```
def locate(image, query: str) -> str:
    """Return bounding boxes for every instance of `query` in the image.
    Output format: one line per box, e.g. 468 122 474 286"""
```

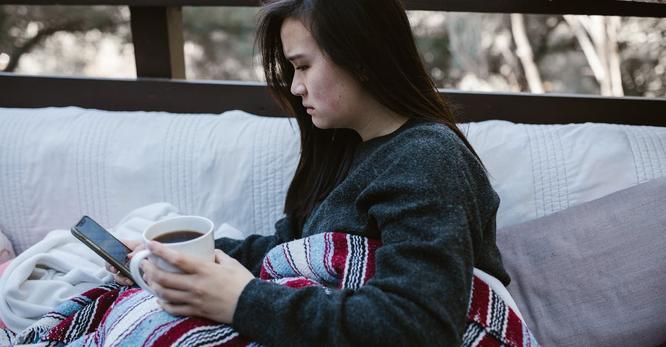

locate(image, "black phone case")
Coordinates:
71 223 135 282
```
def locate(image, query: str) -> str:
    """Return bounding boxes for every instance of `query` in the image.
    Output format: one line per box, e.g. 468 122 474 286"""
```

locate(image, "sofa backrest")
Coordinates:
0 107 300 253
1 107 665 253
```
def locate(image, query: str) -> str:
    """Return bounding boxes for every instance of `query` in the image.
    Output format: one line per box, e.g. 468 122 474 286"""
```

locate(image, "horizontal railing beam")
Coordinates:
1 73 664 126
0 0 665 17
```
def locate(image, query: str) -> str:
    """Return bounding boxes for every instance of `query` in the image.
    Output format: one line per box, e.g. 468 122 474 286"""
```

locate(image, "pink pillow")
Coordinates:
0 231 15 264
0 259 10 277
0 259 11 329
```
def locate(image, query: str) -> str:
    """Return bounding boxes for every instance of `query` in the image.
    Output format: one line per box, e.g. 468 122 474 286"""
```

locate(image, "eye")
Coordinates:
295 65 309 71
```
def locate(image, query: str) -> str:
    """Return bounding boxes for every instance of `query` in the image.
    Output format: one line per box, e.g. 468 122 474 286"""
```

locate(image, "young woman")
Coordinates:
109 0 511 344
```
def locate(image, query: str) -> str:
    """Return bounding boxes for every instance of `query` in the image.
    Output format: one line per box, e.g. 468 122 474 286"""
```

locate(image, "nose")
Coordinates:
290 75 306 97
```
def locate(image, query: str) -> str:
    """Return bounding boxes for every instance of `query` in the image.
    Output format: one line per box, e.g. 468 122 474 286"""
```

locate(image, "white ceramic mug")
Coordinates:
129 215 215 296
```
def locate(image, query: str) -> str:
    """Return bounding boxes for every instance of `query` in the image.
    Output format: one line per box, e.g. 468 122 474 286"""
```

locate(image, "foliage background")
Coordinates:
0 5 664 97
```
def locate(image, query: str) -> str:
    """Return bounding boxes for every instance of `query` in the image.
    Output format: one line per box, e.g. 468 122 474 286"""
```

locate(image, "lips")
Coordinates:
303 105 314 115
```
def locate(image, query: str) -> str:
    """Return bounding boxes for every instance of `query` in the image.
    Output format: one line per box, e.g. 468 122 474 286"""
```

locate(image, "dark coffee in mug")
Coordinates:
153 230 203 244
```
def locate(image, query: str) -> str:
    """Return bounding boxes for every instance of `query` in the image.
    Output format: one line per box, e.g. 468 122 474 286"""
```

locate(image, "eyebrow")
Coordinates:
286 53 306 62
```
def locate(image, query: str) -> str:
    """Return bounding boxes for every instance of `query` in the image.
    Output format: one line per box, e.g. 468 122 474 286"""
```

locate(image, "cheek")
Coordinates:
310 78 345 112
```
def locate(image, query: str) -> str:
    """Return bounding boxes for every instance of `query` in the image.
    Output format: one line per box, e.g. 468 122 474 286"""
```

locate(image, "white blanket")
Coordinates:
0 203 243 333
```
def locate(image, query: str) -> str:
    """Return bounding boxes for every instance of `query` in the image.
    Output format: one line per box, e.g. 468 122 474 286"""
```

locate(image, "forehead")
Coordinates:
280 17 318 58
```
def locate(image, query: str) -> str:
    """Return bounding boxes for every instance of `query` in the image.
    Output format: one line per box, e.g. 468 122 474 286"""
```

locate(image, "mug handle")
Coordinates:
129 249 156 296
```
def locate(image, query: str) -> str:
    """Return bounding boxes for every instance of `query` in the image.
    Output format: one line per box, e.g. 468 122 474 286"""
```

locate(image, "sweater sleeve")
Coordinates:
231 135 496 346
214 216 297 276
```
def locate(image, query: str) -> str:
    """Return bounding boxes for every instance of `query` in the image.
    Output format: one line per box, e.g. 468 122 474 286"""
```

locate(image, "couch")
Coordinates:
0 106 664 345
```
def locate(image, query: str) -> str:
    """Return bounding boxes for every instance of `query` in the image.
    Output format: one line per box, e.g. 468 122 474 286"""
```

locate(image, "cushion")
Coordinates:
0 107 300 253
0 260 11 278
0 230 14 264
464 121 666 229
0 260 10 330
496 176 666 346
1 107 665 253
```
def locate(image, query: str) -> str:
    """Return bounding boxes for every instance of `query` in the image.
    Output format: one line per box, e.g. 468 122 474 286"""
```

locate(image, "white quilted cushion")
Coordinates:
1 107 665 253
463 121 666 229
0 107 300 253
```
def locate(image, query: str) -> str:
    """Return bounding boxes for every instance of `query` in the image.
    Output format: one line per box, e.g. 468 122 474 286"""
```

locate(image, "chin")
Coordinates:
311 116 333 130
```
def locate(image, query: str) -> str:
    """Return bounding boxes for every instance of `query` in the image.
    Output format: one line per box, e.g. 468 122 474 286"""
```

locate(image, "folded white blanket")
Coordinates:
0 203 242 332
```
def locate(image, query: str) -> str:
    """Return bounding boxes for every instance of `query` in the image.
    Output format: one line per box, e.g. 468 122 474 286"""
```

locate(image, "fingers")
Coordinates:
127 243 146 259
149 280 196 305
105 262 134 285
159 300 197 317
141 260 194 291
147 241 199 274
117 275 135 286
110 269 134 286
122 239 143 249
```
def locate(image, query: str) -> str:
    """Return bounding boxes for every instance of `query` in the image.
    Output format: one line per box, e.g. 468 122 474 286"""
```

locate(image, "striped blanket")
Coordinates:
1 232 538 346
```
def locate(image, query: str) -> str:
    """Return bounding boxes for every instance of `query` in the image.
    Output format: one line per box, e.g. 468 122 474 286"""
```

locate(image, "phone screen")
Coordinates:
73 216 131 270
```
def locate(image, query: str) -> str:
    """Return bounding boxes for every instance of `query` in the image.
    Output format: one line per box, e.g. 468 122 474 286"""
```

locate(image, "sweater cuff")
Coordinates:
232 278 291 343
214 237 242 253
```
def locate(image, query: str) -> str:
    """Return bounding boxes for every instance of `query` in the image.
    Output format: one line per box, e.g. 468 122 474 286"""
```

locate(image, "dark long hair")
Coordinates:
257 0 485 231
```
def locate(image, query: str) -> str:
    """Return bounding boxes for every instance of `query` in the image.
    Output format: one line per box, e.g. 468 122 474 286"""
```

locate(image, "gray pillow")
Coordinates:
496 177 666 347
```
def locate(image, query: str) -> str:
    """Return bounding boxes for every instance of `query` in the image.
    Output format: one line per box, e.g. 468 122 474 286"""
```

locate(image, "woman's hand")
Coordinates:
140 241 255 324
105 239 144 286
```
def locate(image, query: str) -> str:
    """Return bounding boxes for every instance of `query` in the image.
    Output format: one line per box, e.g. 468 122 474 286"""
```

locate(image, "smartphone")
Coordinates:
71 215 134 282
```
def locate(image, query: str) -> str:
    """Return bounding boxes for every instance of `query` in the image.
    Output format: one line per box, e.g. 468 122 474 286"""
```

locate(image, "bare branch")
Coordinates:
606 16 624 96
511 14 544 93
564 15 606 87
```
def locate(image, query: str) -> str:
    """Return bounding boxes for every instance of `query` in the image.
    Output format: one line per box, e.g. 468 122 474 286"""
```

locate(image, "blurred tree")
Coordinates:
0 6 128 72
0 5 663 97
564 15 624 96
182 7 260 80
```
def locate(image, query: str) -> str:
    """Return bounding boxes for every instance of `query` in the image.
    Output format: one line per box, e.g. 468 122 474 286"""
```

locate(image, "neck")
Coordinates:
354 104 409 142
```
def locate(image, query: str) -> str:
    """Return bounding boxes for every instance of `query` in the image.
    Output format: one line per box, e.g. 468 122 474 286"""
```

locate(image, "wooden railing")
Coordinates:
0 0 665 125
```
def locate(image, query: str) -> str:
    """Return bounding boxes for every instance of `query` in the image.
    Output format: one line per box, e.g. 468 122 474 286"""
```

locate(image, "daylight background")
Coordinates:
1 5 665 97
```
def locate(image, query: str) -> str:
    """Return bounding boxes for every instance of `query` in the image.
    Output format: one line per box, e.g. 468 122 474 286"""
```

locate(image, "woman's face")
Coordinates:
280 17 369 130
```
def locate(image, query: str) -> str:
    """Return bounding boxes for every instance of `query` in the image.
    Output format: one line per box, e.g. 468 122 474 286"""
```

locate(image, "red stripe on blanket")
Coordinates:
81 286 114 300
331 232 349 284
154 317 207 343
46 286 121 342
284 278 320 288
323 232 336 277
153 317 247 346
259 256 276 281
468 276 491 327
478 333 502 347
504 309 525 347
364 239 381 283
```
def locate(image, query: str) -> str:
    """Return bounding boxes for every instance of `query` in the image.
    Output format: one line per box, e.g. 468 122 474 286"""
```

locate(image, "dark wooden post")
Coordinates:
129 6 185 79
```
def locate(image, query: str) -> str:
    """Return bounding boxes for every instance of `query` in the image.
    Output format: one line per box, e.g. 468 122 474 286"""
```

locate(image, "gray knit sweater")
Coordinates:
215 118 510 346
